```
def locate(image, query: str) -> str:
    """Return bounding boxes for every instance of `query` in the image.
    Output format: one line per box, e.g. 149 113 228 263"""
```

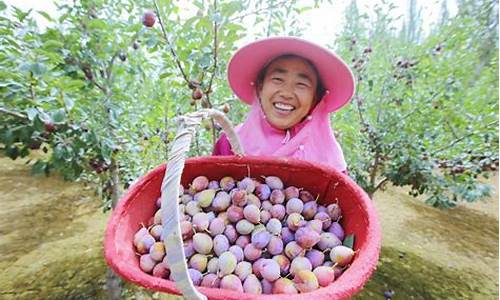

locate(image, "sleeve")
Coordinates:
212 133 234 156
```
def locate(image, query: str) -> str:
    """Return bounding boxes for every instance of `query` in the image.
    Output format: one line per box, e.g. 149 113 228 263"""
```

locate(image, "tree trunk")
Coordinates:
106 157 123 299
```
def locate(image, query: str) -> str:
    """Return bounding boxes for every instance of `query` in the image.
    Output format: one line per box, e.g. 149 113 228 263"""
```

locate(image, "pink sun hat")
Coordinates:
227 36 356 112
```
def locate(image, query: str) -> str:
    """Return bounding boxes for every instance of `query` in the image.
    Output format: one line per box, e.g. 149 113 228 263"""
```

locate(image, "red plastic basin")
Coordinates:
104 156 381 299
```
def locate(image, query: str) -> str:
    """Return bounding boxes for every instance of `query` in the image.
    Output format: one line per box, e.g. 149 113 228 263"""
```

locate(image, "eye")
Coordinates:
271 77 283 83
297 82 310 88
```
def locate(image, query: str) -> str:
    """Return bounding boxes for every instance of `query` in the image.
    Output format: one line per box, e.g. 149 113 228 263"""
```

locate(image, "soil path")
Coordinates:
0 155 497 299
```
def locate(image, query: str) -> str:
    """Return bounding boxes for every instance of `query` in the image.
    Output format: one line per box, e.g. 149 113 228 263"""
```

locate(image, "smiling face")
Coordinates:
257 56 320 130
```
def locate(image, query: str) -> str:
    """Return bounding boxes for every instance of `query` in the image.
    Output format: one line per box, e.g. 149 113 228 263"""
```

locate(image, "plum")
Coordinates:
255 184 271 200
213 234 230 256
189 253 208 272
218 251 238 276
149 242 166 261
328 222 345 241
330 245 355 267
289 256 312 275
260 259 281 282
220 176 236 191
313 266 335 287
286 198 304 215
191 176 209 192
243 243 262 262
194 189 216 208
220 274 244 292
272 254 291 275
299 190 315 202
270 189 285 204
266 218 282 235
265 176 284 190
152 262 170 278
284 186 300 200
238 177 256 193
235 261 252 281
295 226 321 249
293 270 319 293
267 236 284 255
306 249 325 269
243 274 262 294
201 273 221 288
284 241 304 260
192 233 213 255
251 230 271 249
317 232 342 251
273 277 298 294
243 204 261 224
326 203 342 221
139 254 156 273
212 191 231 212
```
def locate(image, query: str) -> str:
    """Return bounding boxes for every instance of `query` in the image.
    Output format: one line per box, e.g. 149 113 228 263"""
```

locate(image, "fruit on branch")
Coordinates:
192 88 203 100
45 122 56 133
188 80 200 90
223 104 230 114
28 139 42 150
119 52 127 62
142 11 156 27
89 158 109 174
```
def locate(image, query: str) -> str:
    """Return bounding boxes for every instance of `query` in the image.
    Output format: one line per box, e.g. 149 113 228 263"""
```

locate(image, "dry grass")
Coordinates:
0 154 497 299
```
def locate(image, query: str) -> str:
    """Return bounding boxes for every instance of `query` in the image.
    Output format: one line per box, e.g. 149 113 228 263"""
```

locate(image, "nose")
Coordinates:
279 81 294 99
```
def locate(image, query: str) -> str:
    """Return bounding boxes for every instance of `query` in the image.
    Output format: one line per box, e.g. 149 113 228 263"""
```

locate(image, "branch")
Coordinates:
153 0 190 85
79 62 108 94
106 52 119 84
206 0 219 103
29 72 36 102
0 107 28 120
374 177 389 193
431 120 498 155
206 0 219 144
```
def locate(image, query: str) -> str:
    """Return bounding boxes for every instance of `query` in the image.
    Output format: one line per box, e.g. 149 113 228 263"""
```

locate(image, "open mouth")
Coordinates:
273 102 295 112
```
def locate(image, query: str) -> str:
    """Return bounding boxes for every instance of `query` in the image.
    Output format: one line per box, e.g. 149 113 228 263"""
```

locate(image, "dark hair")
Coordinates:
256 54 326 102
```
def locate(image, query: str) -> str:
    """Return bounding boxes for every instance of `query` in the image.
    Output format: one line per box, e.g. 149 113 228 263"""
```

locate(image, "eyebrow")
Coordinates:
269 67 313 84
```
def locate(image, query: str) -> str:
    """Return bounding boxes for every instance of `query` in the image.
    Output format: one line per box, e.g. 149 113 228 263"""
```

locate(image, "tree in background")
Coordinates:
0 0 497 213
334 0 498 207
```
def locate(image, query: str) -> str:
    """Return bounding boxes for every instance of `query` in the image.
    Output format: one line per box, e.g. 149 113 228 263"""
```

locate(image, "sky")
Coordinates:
2 0 457 47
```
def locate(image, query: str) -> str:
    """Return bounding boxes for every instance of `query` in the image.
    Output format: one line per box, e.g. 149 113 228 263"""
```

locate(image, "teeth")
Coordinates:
274 103 295 111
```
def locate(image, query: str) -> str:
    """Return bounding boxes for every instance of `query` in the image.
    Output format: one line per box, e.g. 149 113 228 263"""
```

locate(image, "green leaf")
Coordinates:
64 97 75 111
343 234 355 249
43 40 64 50
87 19 107 31
159 72 171 79
26 108 38 121
32 160 48 176
0 1 6 11
37 10 53 22
51 109 66 124
5 145 19 160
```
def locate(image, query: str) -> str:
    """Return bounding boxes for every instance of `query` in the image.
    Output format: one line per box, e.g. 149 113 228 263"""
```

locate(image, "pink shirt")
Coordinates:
212 99 349 175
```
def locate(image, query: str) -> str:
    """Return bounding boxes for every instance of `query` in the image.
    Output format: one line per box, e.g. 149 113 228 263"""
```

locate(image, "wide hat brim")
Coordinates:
227 36 356 113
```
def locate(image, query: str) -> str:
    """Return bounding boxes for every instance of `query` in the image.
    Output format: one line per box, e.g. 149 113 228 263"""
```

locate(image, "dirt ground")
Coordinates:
0 154 497 300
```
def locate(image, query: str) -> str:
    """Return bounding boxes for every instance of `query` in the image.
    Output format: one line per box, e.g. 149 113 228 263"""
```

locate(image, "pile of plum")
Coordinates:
133 175 355 294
